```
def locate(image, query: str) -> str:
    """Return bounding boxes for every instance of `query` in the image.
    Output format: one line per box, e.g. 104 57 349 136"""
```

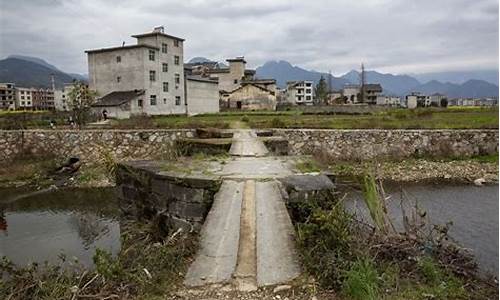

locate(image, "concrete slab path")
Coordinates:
229 130 269 157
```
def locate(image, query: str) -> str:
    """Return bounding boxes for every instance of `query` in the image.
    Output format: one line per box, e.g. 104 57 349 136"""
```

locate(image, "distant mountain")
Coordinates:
187 57 214 64
0 58 78 88
410 79 499 98
8 55 61 72
255 60 350 89
340 70 420 95
412 70 499 86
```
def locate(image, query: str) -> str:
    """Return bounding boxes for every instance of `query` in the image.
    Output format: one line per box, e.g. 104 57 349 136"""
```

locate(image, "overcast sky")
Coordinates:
0 0 498 75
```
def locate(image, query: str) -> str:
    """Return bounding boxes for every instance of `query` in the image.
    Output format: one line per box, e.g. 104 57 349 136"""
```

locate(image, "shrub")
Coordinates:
270 117 286 128
241 115 249 123
342 258 379 300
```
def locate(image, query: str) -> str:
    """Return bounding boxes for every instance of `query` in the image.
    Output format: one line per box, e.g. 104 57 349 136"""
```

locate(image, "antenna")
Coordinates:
50 73 55 91
359 63 365 103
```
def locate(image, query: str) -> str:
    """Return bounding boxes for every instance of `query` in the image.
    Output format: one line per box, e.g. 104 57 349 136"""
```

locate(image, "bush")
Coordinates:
270 117 286 128
241 115 249 123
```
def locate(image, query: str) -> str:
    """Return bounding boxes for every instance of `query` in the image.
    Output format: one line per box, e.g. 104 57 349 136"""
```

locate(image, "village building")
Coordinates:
32 88 55 110
376 95 401 106
53 83 76 111
326 89 343 105
0 83 17 110
86 27 186 118
343 83 383 104
16 87 34 110
285 81 314 105
184 69 219 115
188 56 277 111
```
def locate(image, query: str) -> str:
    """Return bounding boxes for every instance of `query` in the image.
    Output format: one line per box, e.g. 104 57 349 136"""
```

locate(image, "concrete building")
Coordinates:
428 93 447 107
343 84 360 104
32 88 55 110
363 84 383 104
326 90 343 105
16 87 34 110
0 83 17 110
86 27 186 118
405 92 426 109
53 83 76 111
285 81 314 105
203 57 255 93
376 95 401 107
185 75 219 116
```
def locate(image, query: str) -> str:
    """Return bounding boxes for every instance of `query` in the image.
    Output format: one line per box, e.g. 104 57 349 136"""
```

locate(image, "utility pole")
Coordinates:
328 70 332 105
359 63 365 103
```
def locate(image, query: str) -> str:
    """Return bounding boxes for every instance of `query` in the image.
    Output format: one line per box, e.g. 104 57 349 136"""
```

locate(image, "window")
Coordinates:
162 63 168 72
234 79 238 84
21 91 25 94
163 98 167 104
174 56 180 65
138 99 143 107
163 82 169 92
175 74 180 85
306 96 312 100
161 43 168 53
175 96 181 105
174 40 179 47
150 95 157 105
21 101 25 105
117 76 121 83
21 96 24 100
149 50 155 61
149 70 156 81
116 56 121 63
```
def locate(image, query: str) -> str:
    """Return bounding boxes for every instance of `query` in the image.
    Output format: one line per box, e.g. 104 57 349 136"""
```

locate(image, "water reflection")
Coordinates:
0 187 120 268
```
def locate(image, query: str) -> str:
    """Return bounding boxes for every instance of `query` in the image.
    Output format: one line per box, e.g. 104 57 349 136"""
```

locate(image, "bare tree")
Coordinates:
67 81 97 129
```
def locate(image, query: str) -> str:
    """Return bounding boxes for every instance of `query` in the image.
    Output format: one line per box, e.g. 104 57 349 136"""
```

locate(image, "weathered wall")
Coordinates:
186 79 220 116
0 129 195 162
273 129 498 161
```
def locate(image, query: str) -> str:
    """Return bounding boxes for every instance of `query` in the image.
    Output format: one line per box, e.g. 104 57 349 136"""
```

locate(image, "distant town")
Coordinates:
0 26 498 117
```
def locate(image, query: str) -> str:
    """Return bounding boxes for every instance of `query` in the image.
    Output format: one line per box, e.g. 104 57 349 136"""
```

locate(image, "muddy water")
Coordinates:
0 187 120 268
341 182 499 275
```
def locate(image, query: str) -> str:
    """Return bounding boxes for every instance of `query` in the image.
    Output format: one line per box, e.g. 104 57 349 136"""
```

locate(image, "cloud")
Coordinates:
0 0 497 75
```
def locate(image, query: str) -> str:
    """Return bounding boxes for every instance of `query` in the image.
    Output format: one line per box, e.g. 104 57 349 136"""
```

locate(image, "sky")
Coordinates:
0 0 498 76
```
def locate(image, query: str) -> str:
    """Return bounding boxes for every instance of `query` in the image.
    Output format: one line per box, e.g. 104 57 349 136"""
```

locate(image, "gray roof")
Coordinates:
187 75 218 84
93 90 144 107
131 32 185 41
85 44 159 54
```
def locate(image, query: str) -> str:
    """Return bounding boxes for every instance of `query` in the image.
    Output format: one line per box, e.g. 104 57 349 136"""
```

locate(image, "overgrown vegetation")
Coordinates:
0 221 198 300
290 174 498 299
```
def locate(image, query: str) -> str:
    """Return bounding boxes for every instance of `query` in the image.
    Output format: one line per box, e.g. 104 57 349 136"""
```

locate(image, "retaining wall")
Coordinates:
272 129 498 161
0 129 195 162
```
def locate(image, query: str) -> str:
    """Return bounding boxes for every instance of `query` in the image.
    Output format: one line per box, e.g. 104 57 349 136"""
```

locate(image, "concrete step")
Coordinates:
184 180 244 286
229 130 269 157
255 181 301 286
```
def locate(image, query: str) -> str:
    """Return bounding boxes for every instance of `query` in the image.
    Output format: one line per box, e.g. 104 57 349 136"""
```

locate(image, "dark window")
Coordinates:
149 70 156 81
175 74 180 85
150 95 157 105
163 98 167 104
234 79 238 84
174 56 180 65
161 43 168 53
163 82 169 92
117 76 121 82
162 63 168 72
175 96 181 105
138 99 143 107
116 56 121 63
149 50 155 61
174 40 179 47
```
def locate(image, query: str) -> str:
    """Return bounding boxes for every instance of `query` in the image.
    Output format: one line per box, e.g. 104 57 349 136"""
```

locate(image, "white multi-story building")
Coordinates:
285 81 314 105
53 83 75 111
16 87 34 110
86 27 186 118
376 95 401 107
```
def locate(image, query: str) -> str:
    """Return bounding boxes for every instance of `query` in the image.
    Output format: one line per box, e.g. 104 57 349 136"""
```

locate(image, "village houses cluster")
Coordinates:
0 27 498 116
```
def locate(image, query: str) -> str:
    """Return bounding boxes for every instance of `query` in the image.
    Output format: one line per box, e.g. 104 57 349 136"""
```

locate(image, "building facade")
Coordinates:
285 81 314 105
87 27 186 118
16 87 34 110
32 88 55 110
185 76 220 115
0 83 16 110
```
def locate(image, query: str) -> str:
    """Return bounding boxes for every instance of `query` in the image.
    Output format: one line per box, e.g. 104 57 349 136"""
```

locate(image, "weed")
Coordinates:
342 258 379 300
241 115 250 123
295 159 321 173
270 117 286 128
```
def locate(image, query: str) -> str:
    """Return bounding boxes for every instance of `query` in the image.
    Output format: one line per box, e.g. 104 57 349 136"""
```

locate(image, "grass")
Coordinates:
295 159 321 173
2 107 497 129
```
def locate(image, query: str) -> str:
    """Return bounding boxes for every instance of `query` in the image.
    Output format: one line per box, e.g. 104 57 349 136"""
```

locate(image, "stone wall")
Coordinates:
273 129 498 161
0 129 195 162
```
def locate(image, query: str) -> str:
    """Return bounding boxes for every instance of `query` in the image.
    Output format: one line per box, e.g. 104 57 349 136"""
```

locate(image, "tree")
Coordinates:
67 81 97 129
315 76 329 105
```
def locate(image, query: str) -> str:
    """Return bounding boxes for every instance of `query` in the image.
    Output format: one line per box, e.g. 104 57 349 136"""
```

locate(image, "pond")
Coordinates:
0 187 120 268
341 181 499 275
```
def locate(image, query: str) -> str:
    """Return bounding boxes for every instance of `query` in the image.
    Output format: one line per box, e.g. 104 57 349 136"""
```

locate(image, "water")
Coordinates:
0 187 120 268
341 182 499 275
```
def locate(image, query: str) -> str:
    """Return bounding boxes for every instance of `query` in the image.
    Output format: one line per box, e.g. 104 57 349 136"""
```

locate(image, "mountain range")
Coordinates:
0 55 497 98
255 60 498 98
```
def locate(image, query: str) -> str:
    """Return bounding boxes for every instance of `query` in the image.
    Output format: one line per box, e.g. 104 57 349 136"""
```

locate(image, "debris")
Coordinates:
273 285 292 293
